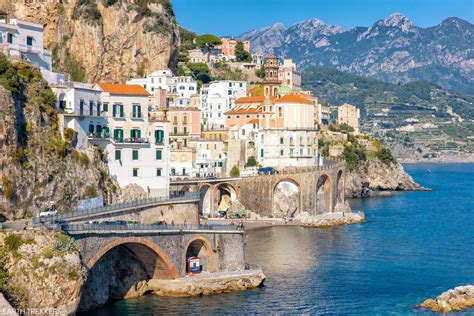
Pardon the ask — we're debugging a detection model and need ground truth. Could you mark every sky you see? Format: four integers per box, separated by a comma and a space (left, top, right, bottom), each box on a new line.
172, 0, 474, 36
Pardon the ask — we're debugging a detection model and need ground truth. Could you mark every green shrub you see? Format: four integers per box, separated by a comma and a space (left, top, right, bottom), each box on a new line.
42, 248, 54, 259
83, 185, 97, 198
52, 234, 76, 253
64, 128, 75, 142
79, 153, 90, 166
2, 177, 14, 200
230, 165, 240, 177
342, 146, 360, 171
68, 270, 79, 281
376, 148, 396, 165
244, 156, 257, 168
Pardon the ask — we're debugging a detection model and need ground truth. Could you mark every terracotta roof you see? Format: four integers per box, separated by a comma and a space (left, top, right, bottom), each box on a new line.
275, 95, 313, 104
98, 83, 149, 96
248, 119, 260, 124
225, 108, 271, 115
235, 96, 276, 104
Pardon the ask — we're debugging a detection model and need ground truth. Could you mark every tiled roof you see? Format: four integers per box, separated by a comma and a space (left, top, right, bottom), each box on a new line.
235, 96, 276, 104
98, 83, 149, 96
225, 108, 270, 115
275, 95, 313, 104
248, 119, 260, 124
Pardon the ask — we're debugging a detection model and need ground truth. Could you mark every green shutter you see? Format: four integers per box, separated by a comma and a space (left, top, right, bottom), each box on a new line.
156, 149, 162, 160
115, 150, 121, 160
113, 105, 116, 117
132, 150, 138, 160
137, 129, 141, 138
260, 149, 264, 157
120, 105, 124, 117
156, 169, 161, 176
155, 130, 164, 144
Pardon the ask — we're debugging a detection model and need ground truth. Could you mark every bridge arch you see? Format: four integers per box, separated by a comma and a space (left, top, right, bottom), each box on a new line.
215, 182, 238, 212
316, 174, 333, 214
198, 184, 212, 216
183, 236, 215, 273
336, 169, 344, 203
86, 237, 179, 279
272, 178, 301, 218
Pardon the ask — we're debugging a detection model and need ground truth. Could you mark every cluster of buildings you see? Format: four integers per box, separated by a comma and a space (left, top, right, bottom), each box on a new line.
1, 18, 361, 200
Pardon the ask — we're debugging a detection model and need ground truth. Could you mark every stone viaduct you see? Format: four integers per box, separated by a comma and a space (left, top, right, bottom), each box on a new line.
170, 161, 346, 217
71, 227, 244, 279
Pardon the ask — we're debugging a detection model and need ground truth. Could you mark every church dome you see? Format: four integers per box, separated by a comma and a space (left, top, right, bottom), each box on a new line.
277, 85, 292, 95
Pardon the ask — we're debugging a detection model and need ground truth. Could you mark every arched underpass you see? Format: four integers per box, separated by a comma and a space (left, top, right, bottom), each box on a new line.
272, 179, 301, 219
79, 239, 178, 311
216, 183, 237, 213
316, 174, 332, 215
184, 237, 213, 273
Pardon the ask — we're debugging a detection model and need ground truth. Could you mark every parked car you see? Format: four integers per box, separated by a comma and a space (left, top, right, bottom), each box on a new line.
39, 209, 57, 217
257, 167, 279, 175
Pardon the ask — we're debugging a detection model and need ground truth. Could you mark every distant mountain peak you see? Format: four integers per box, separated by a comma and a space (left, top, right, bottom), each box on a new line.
379, 12, 415, 32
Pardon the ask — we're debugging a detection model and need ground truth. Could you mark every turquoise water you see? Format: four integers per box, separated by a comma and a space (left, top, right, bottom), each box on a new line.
84, 164, 474, 315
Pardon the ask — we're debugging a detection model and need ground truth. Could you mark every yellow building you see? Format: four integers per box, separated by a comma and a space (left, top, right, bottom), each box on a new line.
337, 103, 360, 133
202, 130, 229, 142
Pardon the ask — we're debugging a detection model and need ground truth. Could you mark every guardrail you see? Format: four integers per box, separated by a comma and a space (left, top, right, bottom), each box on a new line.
32, 192, 200, 225
56, 223, 241, 233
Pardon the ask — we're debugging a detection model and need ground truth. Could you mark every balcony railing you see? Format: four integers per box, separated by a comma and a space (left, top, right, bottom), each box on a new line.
0, 43, 46, 55
113, 137, 149, 144
88, 132, 110, 140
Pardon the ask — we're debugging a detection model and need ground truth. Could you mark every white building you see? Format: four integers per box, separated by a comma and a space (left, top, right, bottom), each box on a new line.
127, 70, 198, 106
0, 18, 52, 71
201, 80, 247, 130
188, 139, 226, 178
52, 82, 106, 149
95, 83, 170, 197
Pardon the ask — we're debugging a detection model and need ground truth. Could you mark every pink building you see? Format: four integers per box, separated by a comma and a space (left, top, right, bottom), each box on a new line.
220, 38, 250, 57
150, 108, 201, 148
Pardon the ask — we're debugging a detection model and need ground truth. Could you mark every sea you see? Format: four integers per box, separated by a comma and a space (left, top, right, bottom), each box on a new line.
84, 163, 474, 315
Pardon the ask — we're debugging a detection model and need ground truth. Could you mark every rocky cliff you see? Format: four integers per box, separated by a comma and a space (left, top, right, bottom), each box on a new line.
420, 285, 474, 312
345, 158, 421, 198
0, 57, 118, 220
0, 231, 86, 314
0, 0, 180, 82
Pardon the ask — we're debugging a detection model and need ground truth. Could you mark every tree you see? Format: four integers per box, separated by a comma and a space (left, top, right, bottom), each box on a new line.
195, 34, 222, 62
245, 156, 257, 167
376, 148, 396, 165
255, 65, 265, 79
229, 165, 240, 177
235, 41, 252, 62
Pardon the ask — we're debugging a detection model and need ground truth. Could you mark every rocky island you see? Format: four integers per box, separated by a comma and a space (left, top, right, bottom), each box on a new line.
420, 285, 474, 312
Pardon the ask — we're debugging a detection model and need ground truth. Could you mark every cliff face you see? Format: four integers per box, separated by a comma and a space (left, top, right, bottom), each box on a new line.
345, 158, 421, 198
0, 58, 118, 219
0, 0, 180, 82
0, 231, 86, 314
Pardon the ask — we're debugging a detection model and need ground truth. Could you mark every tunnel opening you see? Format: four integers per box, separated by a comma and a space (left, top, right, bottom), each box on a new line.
272, 179, 300, 219
316, 174, 332, 215
79, 241, 176, 311
185, 239, 212, 274
199, 185, 212, 216
216, 184, 236, 213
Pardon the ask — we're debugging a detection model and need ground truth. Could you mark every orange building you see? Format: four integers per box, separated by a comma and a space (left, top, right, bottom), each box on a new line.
220, 38, 250, 57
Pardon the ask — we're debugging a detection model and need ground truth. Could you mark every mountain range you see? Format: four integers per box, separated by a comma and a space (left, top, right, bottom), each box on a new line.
239, 13, 474, 95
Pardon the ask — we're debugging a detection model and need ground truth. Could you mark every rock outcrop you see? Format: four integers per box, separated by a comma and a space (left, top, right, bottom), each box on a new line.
147, 270, 266, 297
0, 0, 180, 82
345, 158, 423, 198
420, 285, 474, 312
0, 231, 86, 314
293, 211, 365, 227
0, 60, 118, 220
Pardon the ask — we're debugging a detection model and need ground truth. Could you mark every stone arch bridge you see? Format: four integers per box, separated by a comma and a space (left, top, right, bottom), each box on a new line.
171, 162, 346, 217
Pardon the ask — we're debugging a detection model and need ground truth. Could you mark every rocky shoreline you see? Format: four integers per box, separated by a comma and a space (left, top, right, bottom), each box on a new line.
420, 285, 474, 312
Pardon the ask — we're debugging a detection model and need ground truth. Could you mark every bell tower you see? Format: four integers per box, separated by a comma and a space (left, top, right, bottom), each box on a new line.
262, 55, 281, 97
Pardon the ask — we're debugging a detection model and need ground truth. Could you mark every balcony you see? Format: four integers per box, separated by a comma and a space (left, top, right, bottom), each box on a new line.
88, 132, 110, 141
0, 43, 47, 55
113, 137, 149, 145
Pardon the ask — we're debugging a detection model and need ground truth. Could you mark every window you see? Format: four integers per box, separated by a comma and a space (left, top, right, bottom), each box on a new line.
173, 127, 178, 135
79, 100, 84, 116
132, 149, 139, 160
228, 90, 232, 95
173, 116, 178, 124
113, 128, 123, 141
260, 149, 264, 157
179, 100, 183, 105
97, 102, 101, 116
144, 84, 147, 89
156, 149, 162, 160
280, 137, 284, 144
228, 82, 232, 87
239, 83, 243, 88
155, 130, 164, 144
102, 103, 108, 112
156, 168, 162, 176
7, 33, 13, 44
280, 149, 284, 156
88, 124, 94, 134
115, 150, 121, 160
132, 104, 141, 118
171, 168, 176, 175
130, 129, 141, 139
133, 168, 138, 177
278, 107, 282, 117
113, 104, 124, 118
182, 168, 186, 175
218, 161, 223, 167
26, 36, 33, 46
89, 101, 94, 116
183, 127, 187, 135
